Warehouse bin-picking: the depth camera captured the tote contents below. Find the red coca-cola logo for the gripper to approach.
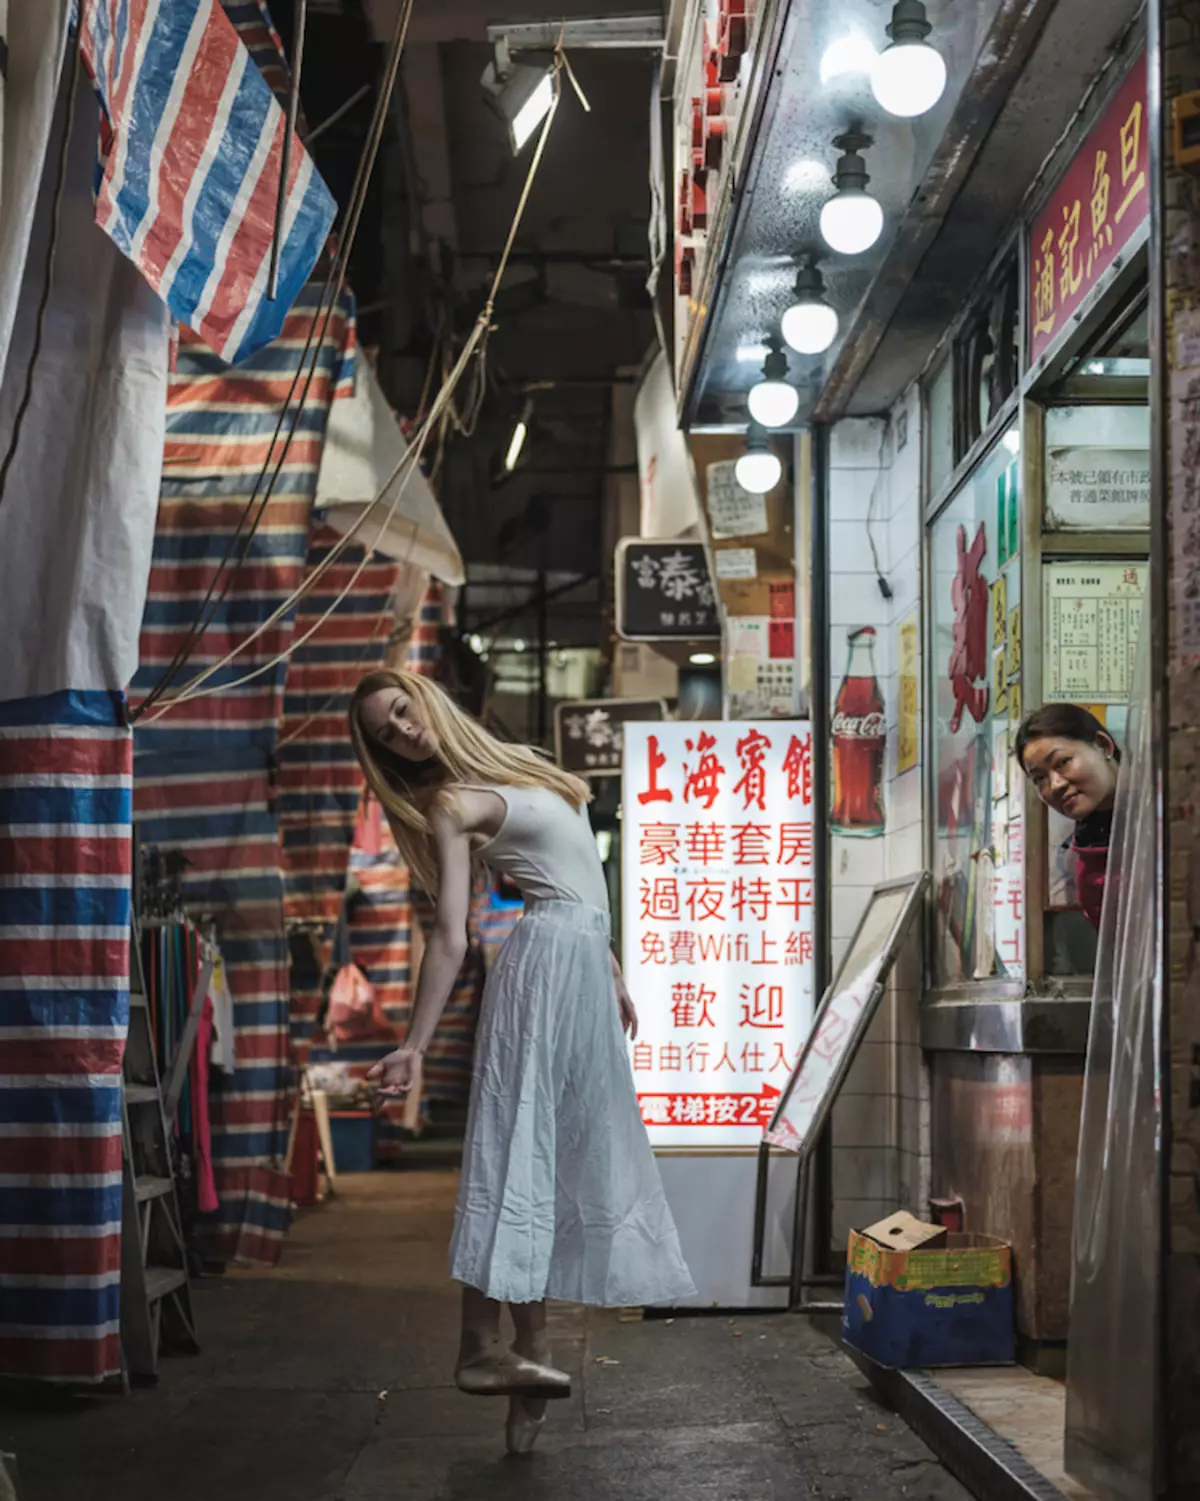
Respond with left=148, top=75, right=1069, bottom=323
left=832, top=711, right=886, bottom=740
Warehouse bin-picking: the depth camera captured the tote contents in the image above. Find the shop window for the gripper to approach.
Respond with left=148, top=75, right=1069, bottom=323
left=927, top=357, right=954, bottom=498
left=1043, top=404, right=1150, bottom=532
left=929, top=427, right=1023, bottom=989
left=1039, top=556, right=1146, bottom=974
left=953, top=259, right=1019, bottom=461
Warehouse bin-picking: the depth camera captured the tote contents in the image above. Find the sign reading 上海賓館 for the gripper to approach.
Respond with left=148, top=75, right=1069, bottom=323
left=621, top=721, right=815, bottom=1147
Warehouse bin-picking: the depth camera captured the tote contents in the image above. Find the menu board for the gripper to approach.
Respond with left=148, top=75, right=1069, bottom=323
left=1043, top=562, right=1146, bottom=705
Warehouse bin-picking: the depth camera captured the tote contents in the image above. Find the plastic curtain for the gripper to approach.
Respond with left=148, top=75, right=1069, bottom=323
left=1065, top=595, right=1161, bottom=1499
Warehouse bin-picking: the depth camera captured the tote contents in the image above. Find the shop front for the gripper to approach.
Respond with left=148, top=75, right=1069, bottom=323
left=661, top=0, right=1163, bottom=1464
left=919, top=37, right=1149, bottom=1374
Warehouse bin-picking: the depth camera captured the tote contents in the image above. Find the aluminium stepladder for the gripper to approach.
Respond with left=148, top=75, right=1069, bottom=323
left=118, top=921, right=207, bottom=1381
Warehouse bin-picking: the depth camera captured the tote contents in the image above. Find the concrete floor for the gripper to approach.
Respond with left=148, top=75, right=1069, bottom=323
left=2, top=1173, right=973, bottom=1501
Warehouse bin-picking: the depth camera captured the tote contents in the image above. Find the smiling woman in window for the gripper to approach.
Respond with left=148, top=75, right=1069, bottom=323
left=1015, top=705, right=1121, bottom=931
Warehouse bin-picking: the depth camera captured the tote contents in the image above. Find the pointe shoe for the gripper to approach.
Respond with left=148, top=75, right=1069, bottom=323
left=454, top=1349, right=571, bottom=1400
left=506, top=1396, right=545, bottom=1455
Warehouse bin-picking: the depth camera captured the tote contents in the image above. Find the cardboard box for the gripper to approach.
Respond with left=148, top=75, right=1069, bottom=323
left=843, top=1228, right=1014, bottom=1369
left=862, top=1211, right=947, bottom=1253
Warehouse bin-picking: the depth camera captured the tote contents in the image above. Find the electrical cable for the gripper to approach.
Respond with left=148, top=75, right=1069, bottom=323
left=143, top=70, right=567, bottom=720
left=132, top=0, right=416, bottom=720
left=0, top=33, right=82, bottom=509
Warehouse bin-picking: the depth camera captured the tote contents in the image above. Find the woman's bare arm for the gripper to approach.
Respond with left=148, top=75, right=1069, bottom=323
left=367, top=805, right=472, bottom=1096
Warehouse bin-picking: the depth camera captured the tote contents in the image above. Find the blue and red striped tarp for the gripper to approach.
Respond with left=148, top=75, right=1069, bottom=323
left=279, top=524, right=399, bottom=927
left=132, top=287, right=354, bottom=1264
left=79, top=0, right=336, bottom=365
left=0, top=691, right=132, bottom=1383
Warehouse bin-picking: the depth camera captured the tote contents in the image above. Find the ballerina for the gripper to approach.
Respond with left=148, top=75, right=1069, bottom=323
left=349, top=668, right=695, bottom=1452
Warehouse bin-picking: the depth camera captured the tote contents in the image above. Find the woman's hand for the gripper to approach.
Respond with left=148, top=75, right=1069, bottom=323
left=367, top=1046, right=422, bottom=1098
left=614, top=972, right=639, bottom=1041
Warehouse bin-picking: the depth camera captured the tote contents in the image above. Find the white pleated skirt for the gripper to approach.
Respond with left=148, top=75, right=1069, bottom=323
left=449, top=899, right=696, bottom=1307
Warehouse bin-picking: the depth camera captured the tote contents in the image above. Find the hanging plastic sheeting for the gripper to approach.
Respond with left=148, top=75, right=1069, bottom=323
left=315, top=355, right=465, bottom=586
left=0, top=692, right=132, bottom=1384
left=132, top=287, right=355, bottom=1265
left=0, top=1, right=70, bottom=388
left=223, top=1, right=298, bottom=115
left=278, top=525, right=402, bottom=928
left=0, top=44, right=171, bottom=702
left=1065, top=595, right=1161, bottom=1498
left=77, top=0, right=337, bottom=366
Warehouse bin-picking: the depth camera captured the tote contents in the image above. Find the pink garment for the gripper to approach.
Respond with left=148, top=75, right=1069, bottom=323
left=191, top=997, right=219, bottom=1215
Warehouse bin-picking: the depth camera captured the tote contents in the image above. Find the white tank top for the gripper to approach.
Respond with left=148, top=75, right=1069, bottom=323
left=462, top=784, right=609, bottom=912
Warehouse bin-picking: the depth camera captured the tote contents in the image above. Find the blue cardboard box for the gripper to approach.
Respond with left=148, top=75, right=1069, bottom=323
left=842, top=1228, right=1014, bottom=1369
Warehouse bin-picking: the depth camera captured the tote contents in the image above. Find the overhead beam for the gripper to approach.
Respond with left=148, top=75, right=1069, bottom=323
left=485, top=15, right=663, bottom=51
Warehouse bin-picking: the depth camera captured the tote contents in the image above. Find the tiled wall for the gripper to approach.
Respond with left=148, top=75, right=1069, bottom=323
left=826, top=390, right=931, bottom=1252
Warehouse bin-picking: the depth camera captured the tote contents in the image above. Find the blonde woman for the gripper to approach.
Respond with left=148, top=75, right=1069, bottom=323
left=349, top=669, right=694, bottom=1453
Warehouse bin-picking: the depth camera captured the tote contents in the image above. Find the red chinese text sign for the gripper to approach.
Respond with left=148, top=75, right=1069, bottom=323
left=622, top=720, right=816, bottom=1146
left=1029, top=54, right=1148, bottom=365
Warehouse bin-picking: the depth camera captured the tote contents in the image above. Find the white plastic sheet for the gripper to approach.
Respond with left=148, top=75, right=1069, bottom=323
left=0, top=58, right=170, bottom=701
left=1065, top=595, right=1161, bottom=1498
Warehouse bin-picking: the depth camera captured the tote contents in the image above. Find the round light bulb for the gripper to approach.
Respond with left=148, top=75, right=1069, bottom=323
left=747, top=378, right=799, bottom=428
left=735, top=448, right=782, bottom=494
left=820, top=190, right=884, bottom=255
left=781, top=299, right=839, bottom=355
left=871, top=40, right=947, bottom=118
left=820, top=34, right=878, bottom=84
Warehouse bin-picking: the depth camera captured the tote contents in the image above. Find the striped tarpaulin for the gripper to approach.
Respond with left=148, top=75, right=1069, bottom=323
left=222, top=1, right=294, bottom=114
left=79, top=0, right=336, bottom=365
left=278, top=524, right=399, bottom=927
left=132, top=289, right=354, bottom=1264
left=0, top=691, right=132, bottom=1383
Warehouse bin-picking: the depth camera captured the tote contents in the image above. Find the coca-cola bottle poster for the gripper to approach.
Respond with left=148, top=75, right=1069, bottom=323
left=831, top=627, right=886, bottom=837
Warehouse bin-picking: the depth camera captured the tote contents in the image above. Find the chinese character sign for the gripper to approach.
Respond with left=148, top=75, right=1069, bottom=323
left=617, top=539, right=720, bottom=640
left=622, top=721, right=816, bottom=1145
left=554, top=699, right=666, bottom=778
left=1029, top=55, right=1147, bottom=364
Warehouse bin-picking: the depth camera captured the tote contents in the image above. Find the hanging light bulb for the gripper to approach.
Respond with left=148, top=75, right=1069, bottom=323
left=735, top=423, right=783, bottom=495
left=871, top=0, right=947, bottom=118
left=781, top=258, right=839, bottom=355
left=819, top=132, right=884, bottom=256
left=747, top=340, right=799, bottom=428
left=504, top=397, right=533, bottom=473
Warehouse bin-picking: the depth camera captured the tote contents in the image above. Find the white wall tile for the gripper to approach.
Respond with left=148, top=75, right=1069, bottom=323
left=831, top=417, right=887, bottom=470
left=832, top=883, right=873, bottom=943
left=830, top=835, right=886, bottom=888
left=828, top=466, right=886, bottom=523
left=830, top=519, right=888, bottom=580
left=832, top=1091, right=897, bottom=1149
left=831, top=1145, right=898, bottom=1200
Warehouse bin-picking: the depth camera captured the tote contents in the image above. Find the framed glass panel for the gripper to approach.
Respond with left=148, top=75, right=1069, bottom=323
left=1044, top=405, right=1150, bottom=531
left=929, top=426, right=1023, bottom=988
left=927, top=357, right=955, bottom=499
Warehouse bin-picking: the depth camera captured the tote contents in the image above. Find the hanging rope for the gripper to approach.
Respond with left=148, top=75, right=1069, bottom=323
left=142, top=63, right=570, bottom=720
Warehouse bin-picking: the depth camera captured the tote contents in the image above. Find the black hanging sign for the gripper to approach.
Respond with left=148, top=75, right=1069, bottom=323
left=615, top=538, right=720, bottom=641
left=554, top=698, right=667, bottom=777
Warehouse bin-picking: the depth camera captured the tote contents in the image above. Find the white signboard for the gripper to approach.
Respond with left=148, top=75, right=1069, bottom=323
left=634, top=351, right=702, bottom=539
left=622, top=720, right=816, bottom=1147
left=1043, top=561, right=1146, bottom=705
left=1045, top=446, right=1150, bottom=531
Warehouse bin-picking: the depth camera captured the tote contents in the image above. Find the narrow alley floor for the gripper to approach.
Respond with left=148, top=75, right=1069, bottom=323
left=2, top=1174, right=973, bottom=1501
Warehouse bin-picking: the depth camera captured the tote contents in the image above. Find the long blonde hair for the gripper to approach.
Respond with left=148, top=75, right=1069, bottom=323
left=349, top=667, right=591, bottom=894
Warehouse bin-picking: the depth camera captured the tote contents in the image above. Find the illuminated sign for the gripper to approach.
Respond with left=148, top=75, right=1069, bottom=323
left=621, top=720, right=815, bottom=1146
left=1028, top=54, right=1148, bottom=365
